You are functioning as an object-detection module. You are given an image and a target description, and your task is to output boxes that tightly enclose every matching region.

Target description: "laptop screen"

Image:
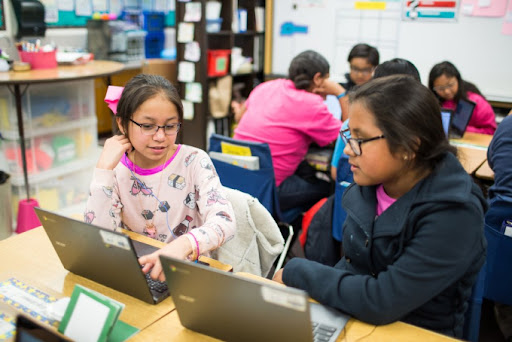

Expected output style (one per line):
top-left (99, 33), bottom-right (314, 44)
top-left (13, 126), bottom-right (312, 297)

top-left (450, 99), bottom-right (476, 137)
top-left (440, 109), bottom-right (452, 137)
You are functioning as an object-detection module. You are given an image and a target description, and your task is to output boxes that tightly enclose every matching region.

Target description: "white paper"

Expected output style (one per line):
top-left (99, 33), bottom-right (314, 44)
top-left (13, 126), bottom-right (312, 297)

top-left (177, 22), bottom-right (195, 43)
top-left (185, 82), bottom-right (203, 103)
top-left (462, 4), bottom-right (474, 15)
top-left (477, 0), bottom-right (491, 8)
top-left (184, 2), bottom-right (202, 22)
top-left (184, 41), bottom-right (201, 62)
top-left (57, 0), bottom-right (74, 11)
top-left (182, 100), bottom-right (195, 120)
top-left (178, 61), bottom-right (196, 82)
top-left (92, 0), bottom-right (108, 12)
top-left (75, 0), bottom-right (93, 16)
top-left (64, 294), bottom-right (110, 342)
top-left (168, 0), bottom-right (176, 11)
top-left (155, 0), bottom-right (169, 12)
top-left (110, 0), bottom-right (123, 16)
top-left (0, 284), bottom-right (50, 314)
top-left (40, 0), bottom-right (59, 23)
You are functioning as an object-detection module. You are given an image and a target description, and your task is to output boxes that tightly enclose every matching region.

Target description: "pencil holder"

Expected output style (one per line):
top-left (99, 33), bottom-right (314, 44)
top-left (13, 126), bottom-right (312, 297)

top-left (16, 198), bottom-right (41, 234)
top-left (19, 50), bottom-right (58, 70)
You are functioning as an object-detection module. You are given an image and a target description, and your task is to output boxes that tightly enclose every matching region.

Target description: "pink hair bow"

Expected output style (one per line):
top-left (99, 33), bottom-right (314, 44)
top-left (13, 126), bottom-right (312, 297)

top-left (104, 86), bottom-right (124, 115)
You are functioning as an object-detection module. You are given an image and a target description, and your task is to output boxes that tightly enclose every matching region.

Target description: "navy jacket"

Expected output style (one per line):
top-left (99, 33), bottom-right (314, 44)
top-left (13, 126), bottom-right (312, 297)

top-left (283, 153), bottom-right (487, 338)
top-left (488, 114), bottom-right (512, 201)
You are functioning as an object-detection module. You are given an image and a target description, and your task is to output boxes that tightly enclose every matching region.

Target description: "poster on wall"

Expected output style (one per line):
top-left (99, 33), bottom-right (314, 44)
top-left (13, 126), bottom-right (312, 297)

top-left (460, 0), bottom-right (507, 16)
top-left (402, 0), bottom-right (459, 21)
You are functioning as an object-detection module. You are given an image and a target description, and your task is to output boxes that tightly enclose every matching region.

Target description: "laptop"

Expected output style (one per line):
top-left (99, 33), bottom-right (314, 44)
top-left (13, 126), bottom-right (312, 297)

top-left (16, 314), bottom-right (73, 342)
top-left (34, 208), bottom-right (169, 305)
top-left (160, 255), bottom-right (350, 342)
top-left (446, 98), bottom-right (476, 139)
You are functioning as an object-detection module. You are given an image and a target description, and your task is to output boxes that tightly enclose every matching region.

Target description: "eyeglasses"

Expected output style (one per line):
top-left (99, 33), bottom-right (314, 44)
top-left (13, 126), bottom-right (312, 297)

top-left (433, 81), bottom-right (456, 92)
top-left (340, 128), bottom-right (385, 156)
top-left (350, 65), bottom-right (373, 75)
top-left (130, 119), bottom-right (181, 136)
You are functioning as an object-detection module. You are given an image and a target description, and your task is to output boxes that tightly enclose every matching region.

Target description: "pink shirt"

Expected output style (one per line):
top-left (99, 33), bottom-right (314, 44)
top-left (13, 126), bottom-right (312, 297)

top-left (234, 79), bottom-right (341, 186)
top-left (442, 91), bottom-right (496, 135)
top-left (376, 184), bottom-right (397, 216)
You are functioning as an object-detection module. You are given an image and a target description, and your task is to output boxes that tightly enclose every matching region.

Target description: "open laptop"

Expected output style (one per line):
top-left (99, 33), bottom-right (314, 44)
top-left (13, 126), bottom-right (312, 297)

top-left (447, 98), bottom-right (476, 139)
top-left (34, 207), bottom-right (169, 305)
top-left (160, 255), bottom-right (350, 342)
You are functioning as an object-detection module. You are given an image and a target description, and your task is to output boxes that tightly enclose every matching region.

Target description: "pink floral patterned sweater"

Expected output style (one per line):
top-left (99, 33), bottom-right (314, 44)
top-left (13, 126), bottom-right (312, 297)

top-left (84, 144), bottom-right (236, 256)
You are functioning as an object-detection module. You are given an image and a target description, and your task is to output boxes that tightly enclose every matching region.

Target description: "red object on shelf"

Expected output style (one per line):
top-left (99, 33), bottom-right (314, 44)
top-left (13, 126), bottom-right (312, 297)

top-left (207, 50), bottom-right (231, 77)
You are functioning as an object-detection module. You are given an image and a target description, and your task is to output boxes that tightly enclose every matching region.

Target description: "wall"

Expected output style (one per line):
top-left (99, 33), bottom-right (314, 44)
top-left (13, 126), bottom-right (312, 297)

top-left (271, 0), bottom-right (512, 101)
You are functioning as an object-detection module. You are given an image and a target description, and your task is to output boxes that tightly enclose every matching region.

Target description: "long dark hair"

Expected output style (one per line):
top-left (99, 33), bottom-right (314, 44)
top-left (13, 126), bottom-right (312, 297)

top-left (288, 50), bottom-right (330, 90)
top-left (350, 75), bottom-right (457, 173)
top-left (116, 74), bottom-right (183, 139)
top-left (428, 61), bottom-right (483, 103)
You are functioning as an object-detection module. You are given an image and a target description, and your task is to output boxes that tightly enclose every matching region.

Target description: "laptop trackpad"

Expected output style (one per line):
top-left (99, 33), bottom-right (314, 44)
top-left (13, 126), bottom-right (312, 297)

top-left (132, 240), bottom-right (159, 257)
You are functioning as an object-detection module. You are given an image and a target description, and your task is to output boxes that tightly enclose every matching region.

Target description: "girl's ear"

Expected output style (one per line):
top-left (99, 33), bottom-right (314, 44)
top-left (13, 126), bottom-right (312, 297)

top-left (116, 117), bottom-right (125, 135)
top-left (312, 72), bottom-right (324, 87)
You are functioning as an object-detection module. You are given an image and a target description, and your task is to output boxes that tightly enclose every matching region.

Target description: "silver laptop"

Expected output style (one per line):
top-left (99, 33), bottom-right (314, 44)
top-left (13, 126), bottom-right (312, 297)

top-left (160, 255), bottom-right (350, 342)
top-left (34, 207), bottom-right (169, 305)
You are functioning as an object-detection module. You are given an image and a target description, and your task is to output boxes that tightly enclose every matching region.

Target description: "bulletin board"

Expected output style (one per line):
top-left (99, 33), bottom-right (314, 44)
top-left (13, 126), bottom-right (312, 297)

top-left (41, 0), bottom-right (175, 28)
top-left (272, 0), bottom-right (512, 101)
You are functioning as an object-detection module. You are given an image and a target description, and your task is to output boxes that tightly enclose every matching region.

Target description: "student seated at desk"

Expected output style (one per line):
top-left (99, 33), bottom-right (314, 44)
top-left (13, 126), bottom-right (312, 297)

top-left (428, 61), bottom-right (496, 135)
top-left (274, 75), bottom-right (487, 339)
top-left (85, 74), bottom-right (236, 281)
top-left (234, 50), bottom-right (343, 212)
top-left (339, 43), bottom-right (380, 121)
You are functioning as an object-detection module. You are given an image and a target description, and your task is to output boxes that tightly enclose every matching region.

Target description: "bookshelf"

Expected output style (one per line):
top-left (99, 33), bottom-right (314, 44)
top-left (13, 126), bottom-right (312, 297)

top-left (175, 0), bottom-right (266, 150)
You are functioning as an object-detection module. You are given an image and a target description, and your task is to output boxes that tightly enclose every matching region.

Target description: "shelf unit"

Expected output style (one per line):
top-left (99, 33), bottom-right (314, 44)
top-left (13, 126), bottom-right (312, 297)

top-left (175, 0), bottom-right (266, 150)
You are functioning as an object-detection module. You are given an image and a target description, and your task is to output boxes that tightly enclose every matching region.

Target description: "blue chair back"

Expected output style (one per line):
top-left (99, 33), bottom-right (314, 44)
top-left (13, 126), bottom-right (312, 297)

top-left (483, 199), bottom-right (512, 306)
top-left (208, 134), bottom-right (279, 218)
top-left (332, 156), bottom-right (353, 242)
top-left (463, 264), bottom-right (486, 342)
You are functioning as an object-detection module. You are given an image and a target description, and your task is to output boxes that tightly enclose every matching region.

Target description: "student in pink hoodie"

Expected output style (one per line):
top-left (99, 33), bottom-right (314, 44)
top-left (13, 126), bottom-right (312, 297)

top-left (428, 61), bottom-right (496, 135)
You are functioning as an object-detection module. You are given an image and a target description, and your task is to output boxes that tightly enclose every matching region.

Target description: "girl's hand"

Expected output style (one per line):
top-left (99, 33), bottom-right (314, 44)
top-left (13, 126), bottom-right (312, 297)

top-left (313, 79), bottom-right (345, 98)
top-left (139, 236), bottom-right (193, 282)
top-left (96, 135), bottom-right (132, 170)
top-left (272, 268), bottom-right (285, 284)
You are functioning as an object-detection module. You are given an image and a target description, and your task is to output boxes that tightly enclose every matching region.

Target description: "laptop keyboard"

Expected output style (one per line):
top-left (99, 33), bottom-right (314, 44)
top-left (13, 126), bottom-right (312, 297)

top-left (144, 272), bottom-right (168, 293)
top-left (311, 321), bottom-right (338, 342)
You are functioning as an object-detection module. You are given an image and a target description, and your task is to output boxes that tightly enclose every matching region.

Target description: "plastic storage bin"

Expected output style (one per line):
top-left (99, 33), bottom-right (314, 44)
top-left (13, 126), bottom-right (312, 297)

top-left (206, 18), bottom-right (223, 33)
top-left (207, 49), bottom-right (230, 77)
top-left (0, 79), bottom-right (95, 134)
top-left (145, 31), bottom-right (165, 58)
top-left (143, 11), bottom-right (165, 32)
top-left (1, 121), bottom-right (97, 178)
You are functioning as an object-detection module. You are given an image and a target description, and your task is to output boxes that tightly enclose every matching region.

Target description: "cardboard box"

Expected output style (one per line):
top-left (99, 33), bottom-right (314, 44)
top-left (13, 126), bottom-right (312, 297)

top-left (142, 59), bottom-right (177, 84)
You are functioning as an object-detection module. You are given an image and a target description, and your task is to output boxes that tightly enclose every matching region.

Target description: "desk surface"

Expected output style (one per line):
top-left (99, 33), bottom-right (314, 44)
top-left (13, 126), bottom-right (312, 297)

top-left (451, 132), bottom-right (493, 148)
top-left (451, 132), bottom-right (492, 175)
top-left (475, 160), bottom-right (495, 180)
top-left (0, 227), bottom-right (174, 331)
top-left (0, 60), bottom-right (125, 84)
top-left (133, 309), bottom-right (460, 342)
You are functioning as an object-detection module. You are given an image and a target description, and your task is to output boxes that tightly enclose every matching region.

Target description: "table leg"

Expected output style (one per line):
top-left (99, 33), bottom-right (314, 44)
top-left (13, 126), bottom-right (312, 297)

top-left (14, 84), bottom-right (30, 200)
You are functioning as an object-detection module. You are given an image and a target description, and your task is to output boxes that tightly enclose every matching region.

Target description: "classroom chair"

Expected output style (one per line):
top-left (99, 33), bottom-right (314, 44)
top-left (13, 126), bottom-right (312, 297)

top-left (208, 134), bottom-right (303, 271)
top-left (463, 264), bottom-right (486, 342)
top-left (483, 199), bottom-right (512, 306)
top-left (332, 155), bottom-right (353, 242)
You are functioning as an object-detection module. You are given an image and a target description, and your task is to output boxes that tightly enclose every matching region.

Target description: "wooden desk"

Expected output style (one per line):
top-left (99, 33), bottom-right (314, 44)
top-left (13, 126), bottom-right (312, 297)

top-left (475, 160), bottom-right (495, 180)
top-left (0, 227), bottom-right (174, 331)
top-left (132, 308), bottom-right (460, 342)
top-left (451, 132), bottom-right (492, 175)
top-left (451, 132), bottom-right (493, 148)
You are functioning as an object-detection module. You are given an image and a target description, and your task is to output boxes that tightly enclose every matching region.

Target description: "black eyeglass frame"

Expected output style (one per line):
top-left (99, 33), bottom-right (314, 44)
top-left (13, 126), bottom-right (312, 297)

top-left (129, 119), bottom-right (182, 136)
top-left (340, 128), bottom-right (385, 156)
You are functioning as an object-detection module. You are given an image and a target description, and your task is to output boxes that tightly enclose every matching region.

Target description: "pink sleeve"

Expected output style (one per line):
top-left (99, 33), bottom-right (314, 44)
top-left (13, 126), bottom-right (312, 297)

top-left (466, 93), bottom-right (496, 135)
top-left (306, 102), bottom-right (342, 146)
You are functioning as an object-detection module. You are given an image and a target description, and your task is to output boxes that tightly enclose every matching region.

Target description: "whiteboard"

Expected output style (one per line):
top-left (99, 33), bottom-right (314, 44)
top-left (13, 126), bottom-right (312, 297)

top-left (272, 0), bottom-right (512, 101)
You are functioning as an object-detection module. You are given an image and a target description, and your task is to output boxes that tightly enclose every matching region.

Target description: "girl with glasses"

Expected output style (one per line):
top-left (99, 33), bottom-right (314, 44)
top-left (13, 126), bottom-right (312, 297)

top-left (85, 74), bottom-right (236, 281)
top-left (429, 61), bottom-right (496, 135)
top-left (274, 75), bottom-right (486, 339)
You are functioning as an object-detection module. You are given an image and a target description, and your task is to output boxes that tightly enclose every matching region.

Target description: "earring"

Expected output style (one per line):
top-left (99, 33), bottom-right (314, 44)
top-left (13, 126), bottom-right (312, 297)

top-left (403, 155), bottom-right (408, 160)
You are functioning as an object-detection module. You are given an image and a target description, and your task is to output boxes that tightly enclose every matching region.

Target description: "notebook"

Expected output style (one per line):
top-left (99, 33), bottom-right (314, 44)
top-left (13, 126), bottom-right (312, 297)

top-left (447, 98), bottom-right (476, 139)
top-left (34, 208), bottom-right (169, 305)
top-left (160, 255), bottom-right (350, 342)
top-left (209, 151), bottom-right (260, 170)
